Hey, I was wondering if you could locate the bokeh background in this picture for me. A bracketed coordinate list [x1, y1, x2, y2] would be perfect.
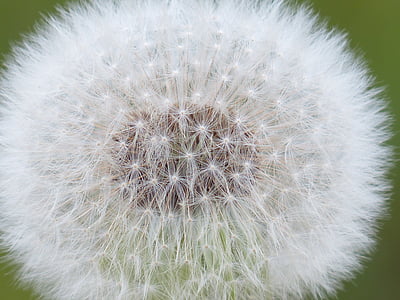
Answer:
[0, 0, 398, 299]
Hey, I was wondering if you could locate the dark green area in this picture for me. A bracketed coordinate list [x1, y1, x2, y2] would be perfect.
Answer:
[0, 0, 398, 299]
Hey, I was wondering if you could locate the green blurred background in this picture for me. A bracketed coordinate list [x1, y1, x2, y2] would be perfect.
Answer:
[0, 0, 398, 299]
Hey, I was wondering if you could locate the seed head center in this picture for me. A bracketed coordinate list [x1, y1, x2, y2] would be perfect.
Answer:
[112, 104, 260, 211]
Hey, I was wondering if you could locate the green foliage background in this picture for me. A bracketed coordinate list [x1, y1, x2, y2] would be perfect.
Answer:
[0, 1, 398, 299]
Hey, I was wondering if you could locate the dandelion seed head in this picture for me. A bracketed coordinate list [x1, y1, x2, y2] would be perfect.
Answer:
[0, 0, 391, 299]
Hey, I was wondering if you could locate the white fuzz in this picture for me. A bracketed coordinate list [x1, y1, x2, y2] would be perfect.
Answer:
[0, 1, 391, 299]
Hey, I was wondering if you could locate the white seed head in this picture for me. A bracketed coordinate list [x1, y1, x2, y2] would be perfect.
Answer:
[0, 1, 391, 300]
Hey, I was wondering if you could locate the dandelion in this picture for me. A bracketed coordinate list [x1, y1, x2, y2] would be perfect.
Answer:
[0, 0, 391, 299]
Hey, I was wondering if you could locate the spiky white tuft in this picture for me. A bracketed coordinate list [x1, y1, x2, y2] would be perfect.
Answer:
[0, 0, 391, 299]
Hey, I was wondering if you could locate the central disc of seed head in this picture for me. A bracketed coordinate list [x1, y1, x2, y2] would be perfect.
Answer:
[113, 104, 260, 212]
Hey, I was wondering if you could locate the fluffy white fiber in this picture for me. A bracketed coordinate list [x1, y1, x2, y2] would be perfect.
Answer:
[0, 0, 391, 299]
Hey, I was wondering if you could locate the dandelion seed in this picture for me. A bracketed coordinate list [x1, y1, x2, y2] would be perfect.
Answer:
[0, 1, 391, 300]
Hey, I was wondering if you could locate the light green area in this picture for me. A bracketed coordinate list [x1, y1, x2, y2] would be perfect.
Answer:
[0, 0, 399, 299]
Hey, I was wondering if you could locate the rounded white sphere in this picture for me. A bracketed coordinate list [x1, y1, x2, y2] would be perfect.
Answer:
[0, 1, 391, 299]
